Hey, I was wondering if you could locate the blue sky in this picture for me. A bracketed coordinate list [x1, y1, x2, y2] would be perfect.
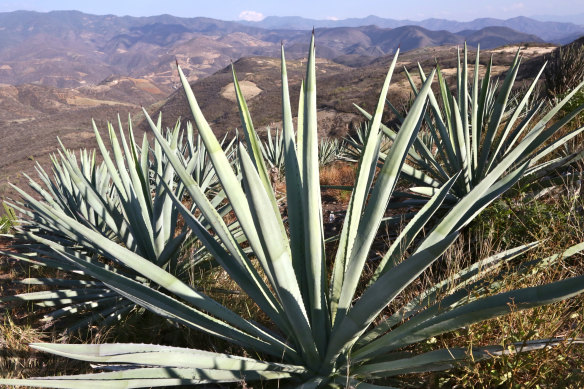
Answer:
[0, 0, 583, 22]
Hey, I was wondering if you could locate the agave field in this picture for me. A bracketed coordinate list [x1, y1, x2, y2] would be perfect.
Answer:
[1, 34, 584, 388]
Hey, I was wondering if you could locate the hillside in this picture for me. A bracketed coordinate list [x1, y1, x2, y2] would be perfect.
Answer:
[0, 75, 168, 202]
[142, 43, 554, 140]
[0, 42, 555, 204]
[0, 10, 555, 91]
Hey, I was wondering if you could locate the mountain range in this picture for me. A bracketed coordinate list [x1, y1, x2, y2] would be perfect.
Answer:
[0, 10, 578, 91]
[532, 13, 584, 26]
[239, 15, 584, 43]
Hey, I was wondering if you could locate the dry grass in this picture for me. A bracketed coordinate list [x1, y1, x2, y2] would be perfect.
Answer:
[0, 247, 93, 385]
[417, 187, 584, 388]
[319, 161, 357, 205]
[0, 313, 94, 384]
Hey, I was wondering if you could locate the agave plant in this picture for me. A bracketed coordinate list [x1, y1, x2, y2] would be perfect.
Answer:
[1, 117, 238, 332]
[318, 137, 344, 167]
[357, 44, 584, 204]
[3, 35, 584, 388]
[341, 121, 392, 163]
[0, 202, 17, 233]
[260, 126, 285, 173]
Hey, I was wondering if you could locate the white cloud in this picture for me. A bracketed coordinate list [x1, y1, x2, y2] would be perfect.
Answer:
[503, 2, 525, 11]
[238, 10, 265, 22]
[325, 16, 339, 21]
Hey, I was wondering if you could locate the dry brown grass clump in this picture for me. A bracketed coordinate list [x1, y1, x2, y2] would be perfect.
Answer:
[319, 161, 356, 205]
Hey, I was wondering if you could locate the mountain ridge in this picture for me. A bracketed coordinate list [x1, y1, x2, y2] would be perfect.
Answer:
[238, 15, 584, 43]
[0, 10, 554, 91]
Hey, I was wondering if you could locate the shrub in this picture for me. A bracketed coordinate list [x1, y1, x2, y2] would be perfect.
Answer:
[545, 38, 584, 98]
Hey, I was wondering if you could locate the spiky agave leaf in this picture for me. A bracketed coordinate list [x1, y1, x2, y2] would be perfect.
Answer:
[259, 126, 285, 172]
[1, 117, 240, 332]
[3, 36, 584, 388]
[360, 45, 584, 204]
[318, 137, 344, 166]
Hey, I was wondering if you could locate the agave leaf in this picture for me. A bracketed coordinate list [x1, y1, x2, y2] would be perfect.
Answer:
[0, 367, 293, 388]
[357, 241, 541, 347]
[16, 278, 103, 287]
[450, 98, 471, 192]
[40, 297, 121, 321]
[297, 79, 305, 174]
[239, 145, 320, 366]
[471, 44, 480, 170]
[411, 67, 453, 181]
[171, 65, 276, 293]
[31, 343, 306, 373]
[280, 44, 307, 298]
[232, 65, 271, 189]
[485, 63, 547, 174]
[476, 51, 521, 178]
[144, 114, 286, 333]
[330, 50, 400, 323]
[51, 241, 292, 358]
[356, 339, 583, 377]
[528, 126, 584, 166]
[301, 32, 329, 355]
[371, 173, 460, 282]
[334, 70, 436, 330]
[1, 289, 115, 306]
[354, 274, 584, 360]
[326, 232, 459, 364]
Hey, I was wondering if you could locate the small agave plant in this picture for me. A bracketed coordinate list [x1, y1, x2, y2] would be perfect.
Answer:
[318, 137, 344, 166]
[1, 117, 239, 332]
[342, 121, 392, 163]
[2, 35, 584, 388]
[357, 44, 584, 205]
[260, 126, 286, 172]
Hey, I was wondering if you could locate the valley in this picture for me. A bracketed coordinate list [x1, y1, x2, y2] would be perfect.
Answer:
[0, 10, 577, 201]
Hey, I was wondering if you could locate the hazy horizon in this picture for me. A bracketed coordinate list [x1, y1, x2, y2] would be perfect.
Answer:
[0, 0, 583, 24]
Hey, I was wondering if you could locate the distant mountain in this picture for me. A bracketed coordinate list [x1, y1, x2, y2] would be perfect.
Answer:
[0, 10, 552, 91]
[0, 10, 291, 90]
[460, 26, 544, 49]
[280, 25, 542, 60]
[531, 13, 584, 26]
[239, 15, 584, 43]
